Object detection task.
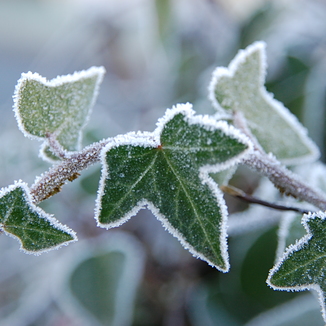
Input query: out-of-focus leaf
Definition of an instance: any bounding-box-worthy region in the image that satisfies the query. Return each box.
[63,232,144,326]
[209,41,319,165]
[13,66,105,161]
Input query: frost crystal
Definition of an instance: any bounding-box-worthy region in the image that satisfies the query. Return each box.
[95,103,252,271]
[13,66,105,162]
[209,41,319,165]
[0,181,77,254]
[268,211,326,323]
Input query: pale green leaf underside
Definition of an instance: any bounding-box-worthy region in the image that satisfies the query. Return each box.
[14,67,104,160]
[210,42,318,165]
[97,106,250,271]
[269,212,326,322]
[0,184,76,253]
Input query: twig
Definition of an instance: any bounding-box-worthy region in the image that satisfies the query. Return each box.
[221,185,311,214]
[30,139,109,204]
[232,110,326,211]
[243,152,326,211]
[45,132,70,160]
[29,111,326,211]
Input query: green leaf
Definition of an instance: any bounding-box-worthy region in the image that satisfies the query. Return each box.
[64,232,144,326]
[0,182,77,253]
[95,103,251,271]
[267,211,326,323]
[209,41,319,165]
[276,212,306,261]
[13,66,105,162]
[276,162,326,260]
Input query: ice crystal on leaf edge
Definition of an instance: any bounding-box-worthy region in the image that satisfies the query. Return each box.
[12,66,105,163]
[95,103,253,272]
[267,211,326,323]
[208,41,319,165]
[0,181,77,254]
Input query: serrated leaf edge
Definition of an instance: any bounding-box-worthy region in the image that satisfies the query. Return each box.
[208,41,320,165]
[267,211,326,322]
[95,102,253,272]
[0,181,77,255]
[13,66,106,162]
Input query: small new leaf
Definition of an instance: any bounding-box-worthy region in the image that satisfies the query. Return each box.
[0,182,77,253]
[209,41,319,165]
[96,103,252,272]
[13,66,105,161]
[268,212,326,322]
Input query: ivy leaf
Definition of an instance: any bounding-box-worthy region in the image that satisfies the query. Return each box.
[276,162,326,260]
[63,232,144,326]
[95,103,252,272]
[276,212,306,261]
[267,211,326,323]
[209,41,319,165]
[13,66,105,162]
[0,182,77,253]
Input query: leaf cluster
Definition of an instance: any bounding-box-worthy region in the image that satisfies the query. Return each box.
[2,41,326,322]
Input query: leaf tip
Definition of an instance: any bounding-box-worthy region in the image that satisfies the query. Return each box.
[0,182,78,255]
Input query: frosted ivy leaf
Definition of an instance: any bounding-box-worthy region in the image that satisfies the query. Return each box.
[267,212,326,323]
[276,212,306,262]
[276,162,326,261]
[0,182,77,253]
[13,66,105,162]
[95,103,252,272]
[209,41,319,165]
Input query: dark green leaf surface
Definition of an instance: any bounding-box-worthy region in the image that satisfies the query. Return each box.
[13,67,105,161]
[209,42,319,165]
[0,183,76,253]
[96,104,251,271]
[268,212,326,322]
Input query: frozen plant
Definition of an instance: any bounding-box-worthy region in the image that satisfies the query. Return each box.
[2,41,326,322]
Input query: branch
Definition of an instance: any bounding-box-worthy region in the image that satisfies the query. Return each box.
[30,139,109,204]
[221,185,310,214]
[233,110,326,211]
[45,132,70,160]
[243,152,326,211]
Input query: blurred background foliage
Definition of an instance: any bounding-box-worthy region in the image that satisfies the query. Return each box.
[1,0,326,325]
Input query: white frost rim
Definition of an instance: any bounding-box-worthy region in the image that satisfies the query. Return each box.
[208,41,320,165]
[94,102,253,272]
[267,211,326,322]
[0,181,77,255]
[13,66,106,163]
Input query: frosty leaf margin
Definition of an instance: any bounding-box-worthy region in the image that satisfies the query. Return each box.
[95,103,253,271]
[267,211,326,322]
[0,181,77,254]
[13,66,105,162]
[208,41,319,165]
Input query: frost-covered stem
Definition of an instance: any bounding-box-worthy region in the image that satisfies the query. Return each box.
[245,151,326,211]
[30,139,109,204]
[233,110,326,210]
[45,132,70,159]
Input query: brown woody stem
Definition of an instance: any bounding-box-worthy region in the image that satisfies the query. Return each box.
[30,139,109,204]
[221,185,310,214]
